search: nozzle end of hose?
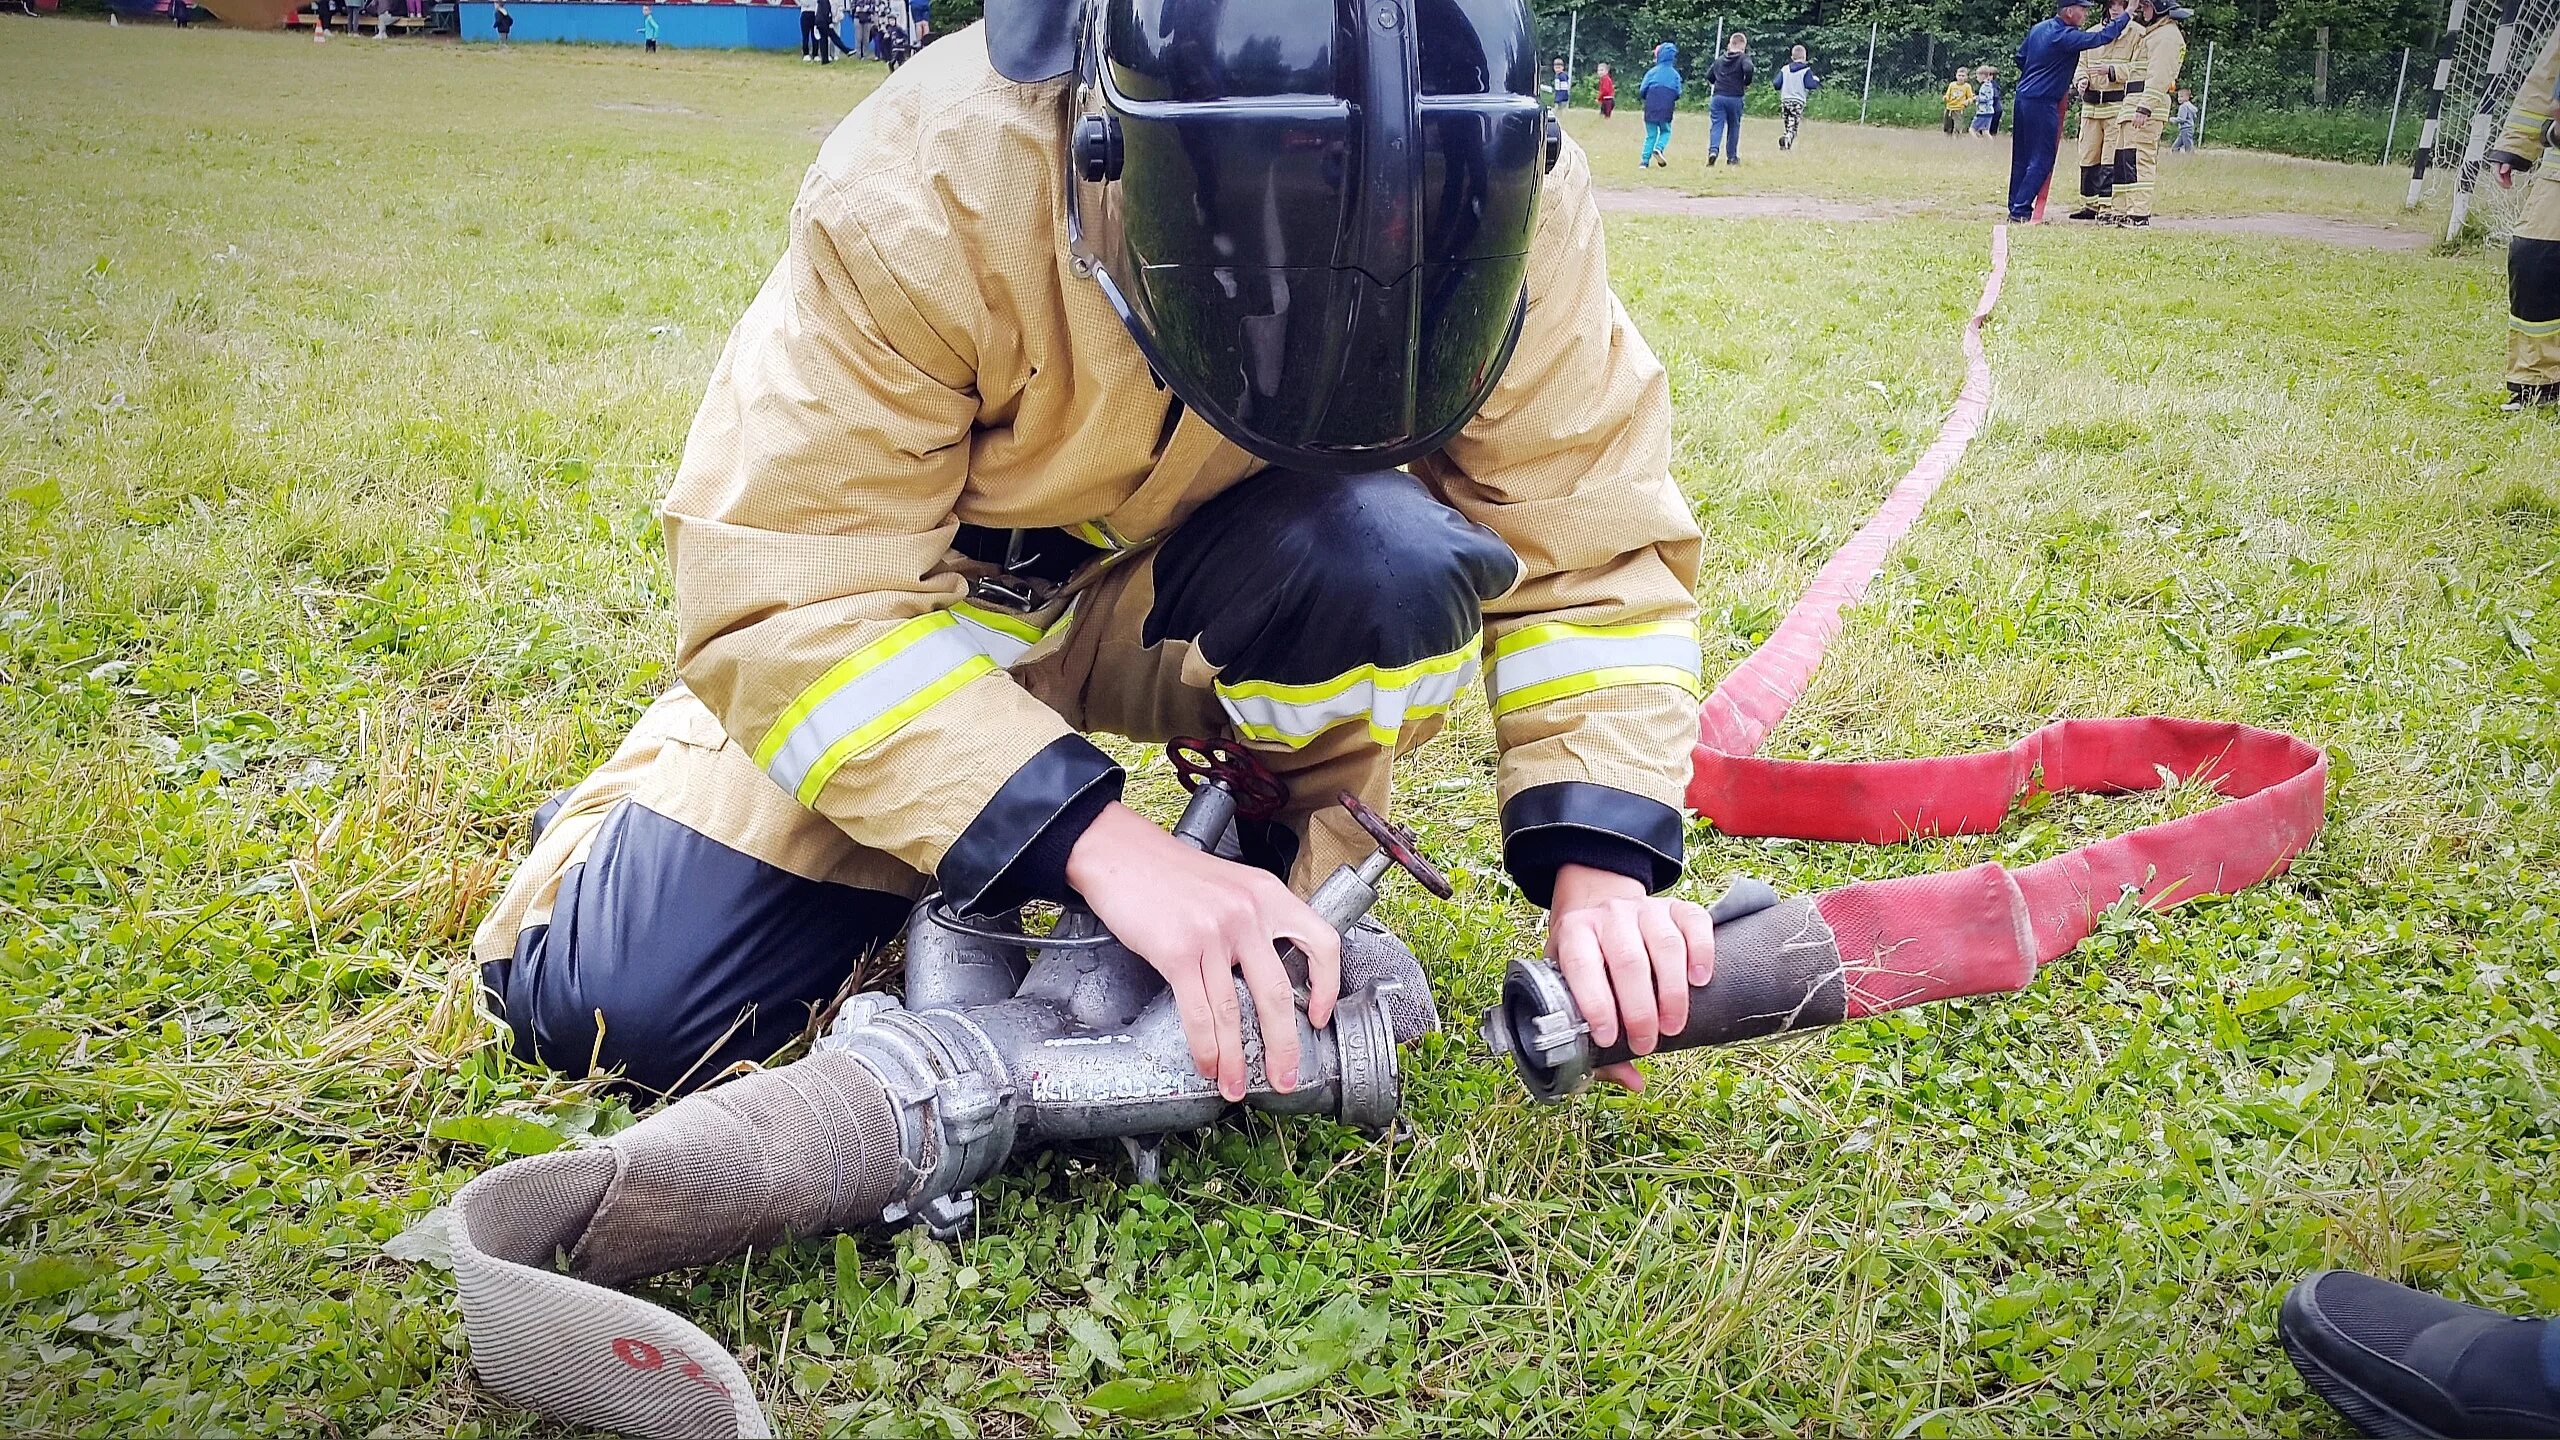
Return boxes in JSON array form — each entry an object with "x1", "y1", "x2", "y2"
[{"x1": 1481, "y1": 959, "x2": 1593, "y2": 1103}]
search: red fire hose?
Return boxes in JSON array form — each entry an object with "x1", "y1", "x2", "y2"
[{"x1": 1689, "y1": 224, "x2": 2327, "y2": 1015}]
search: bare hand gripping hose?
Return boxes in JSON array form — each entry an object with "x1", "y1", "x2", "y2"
[{"x1": 1483, "y1": 225, "x2": 2330, "y2": 1099}]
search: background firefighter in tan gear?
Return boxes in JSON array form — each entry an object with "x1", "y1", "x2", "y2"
[
  {"x1": 2102, "y1": 0, "x2": 2191, "y2": 225},
  {"x1": 2068, "y1": 0, "x2": 2140, "y2": 219},
  {"x1": 471, "y1": 3, "x2": 1723, "y2": 1102},
  {"x1": 2490, "y1": 26, "x2": 2560, "y2": 409}
]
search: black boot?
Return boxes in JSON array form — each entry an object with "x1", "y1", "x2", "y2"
[
  {"x1": 2506, "y1": 382, "x2": 2560, "y2": 411},
  {"x1": 2279, "y1": 1271, "x2": 2560, "y2": 1438},
  {"x1": 2068, "y1": 206, "x2": 2101, "y2": 220}
]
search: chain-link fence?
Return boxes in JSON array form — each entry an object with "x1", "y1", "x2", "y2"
[{"x1": 1538, "y1": 10, "x2": 2438, "y2": 165}]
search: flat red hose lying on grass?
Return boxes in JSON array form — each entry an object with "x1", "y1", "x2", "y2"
[{"x1": 1687, "y1": 225, "x2": 2327, "y2": 1014}]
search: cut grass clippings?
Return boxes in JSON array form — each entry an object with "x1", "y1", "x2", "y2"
[{"x1": 5, "y1": 21, "x2": 2560, "y2": 1438}]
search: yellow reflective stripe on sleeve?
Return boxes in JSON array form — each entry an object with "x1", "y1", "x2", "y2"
[
  {"x1": 1487, "y1": 620, "x2": 1703, "y2": 719},
  {"x1": 951, "y1": 597, "x2": 1079, "y2": 668},
  {"x1": 753, "y1": 612, "x2": 996, "y2": 805},
  {"x1": 1066, "y1": 518, "x2": 1149, "y2": 552},
  {"x1": 951, "y1": 599, "x2": 1045, "y2": 667},
  {"x1": 1493, "y1": 664, "x2": 1705, "y2": 717},
  {"x1": 1214, "y1": 640, "x2": 1479, "y2": 749}
]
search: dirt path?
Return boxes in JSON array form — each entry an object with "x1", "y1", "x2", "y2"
[{"x1": 1594, "y1": 186, "x2": 2427, "y2": 250}]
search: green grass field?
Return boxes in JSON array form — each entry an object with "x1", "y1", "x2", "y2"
[{"x1": 6, "y1": 22, "x2": 2560, "y2": 1437}]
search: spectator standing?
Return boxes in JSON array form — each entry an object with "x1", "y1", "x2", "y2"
[
  {"x1": 815, "y1": 0, "x2": 835, "y2": 62},
  {"x1": 1638, "y1": 42, "x2": 1682, "y2": 168},
  {"x1": 1943, "y1": 69, "x2": 1975, "y2": 135},
  {"x1": 491, "y1": 0, "x2": 510, "y2": 42},
  {"x1": 1972, "y1": 66, "x2": 1999, "y2": 136},
  {"x1": 1706, "y1": 31, "x2": 1753, "y2": 165},
  {"x1": 907, "y1": 0, "x2": 929, "y2": 46},
  {"x1": 1551, "y1": 57, "x2": 1571, "y2": 110},
  {"x1": 798, "y1": 0, "x2": 820, "y2": 61},
  {"x1": 1773, "y1": 44, "x2": 1819, "y2": 151},
  {"x1": 840, "y1": 0, "x2": 866, "y2": 61},
  {"x1": 2009, "y1": 0, "x2": 2134, "y2": 220},
  {"x1": 172, "y1": 0, "x2": 191, "y2": 26},
  {"x1": 639, "y1": 2, "x2": 658, "y2": 52},
  {"x1": 1595, "y1": 62, "x2": 1615, "y2": 118},
  {"x1": 2172, "y1": 88, "x2": 2199, "y2": 150}
]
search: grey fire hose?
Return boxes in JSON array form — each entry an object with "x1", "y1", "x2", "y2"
[
  {"x1": 442, "y1": 741, "x2": 1443, "y2": 1436},
  {"x1": 1477, "y1": 879, "x2": 1851, "y2": 1102}
]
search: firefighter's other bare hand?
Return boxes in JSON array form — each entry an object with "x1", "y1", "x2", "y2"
[
  {"x1": 2496, "y1": 161, "x2": 2515, "y2": 189},
  {"x1": 1065, "y1": 802, "x2": 1341, "y2": 1102},
  {"x1": 1547, "y1": 863, "x2": 1716, "y2": 1092}
]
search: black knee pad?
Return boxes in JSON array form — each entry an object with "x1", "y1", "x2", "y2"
[
  {"x1": 485, "y1": 802, "x2": 911, "y2": 1095},
  {"x1": 1146, "y1": 467, "x2": 1521, "y2": 686},
  {"x1": 2514, "y1": 237, "x2": 2560, "y2": 323},
  {"x1": 2113, "y1": 149, "x2": 2139, "y2": 186},
  {"x1": 2079, "y1": 163, "x2": 2103, "y2": 197}
]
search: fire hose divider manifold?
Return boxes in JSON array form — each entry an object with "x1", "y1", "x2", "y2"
[{"x1": 438, "y1": 738, "x2": 1446, "y2": 1437}]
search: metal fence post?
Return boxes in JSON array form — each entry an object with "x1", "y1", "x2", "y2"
[
  {"x1": 1565, "y1": 6, "x2": 1577, "y2": 87},
  {"x1": 1859, "y1": 20, "x2": 1877, "y2": 122},
  {"x1": 2195, "y1": 40, "x2": 2215, "y2": 144},
  {"x1": 2382, "y1": 44, "x2": 2411, "y2": 164}
]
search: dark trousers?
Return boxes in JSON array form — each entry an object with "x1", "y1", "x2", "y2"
[
  {"x1": 482, "y1": 467, "x2": 1515, "y2": 1095},
  {"x1": 1709, "y1": 94, "x2": 1745, "y2": 159},
  {"x1": 2008, "y1": 96, "x2": 2065, "y2": 220},
  {"x1": 814, "y1": 1, "x2": 833, "y2": 59},
  {"x1": 798, "y1": 8, "x2": 818, "y2": 57}
]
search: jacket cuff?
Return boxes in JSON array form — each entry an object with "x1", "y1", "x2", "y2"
[
  {"x1": 940, "y1": 734, "x2": 1124, "y2": 914},
  {"x1": 1500, "y1": 781, "x2": 1685, "y2": 909},
  {"x1": 2487, "y1": 147, "x2": 2539, "y2": 172}
]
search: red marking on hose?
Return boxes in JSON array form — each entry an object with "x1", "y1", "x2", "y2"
[
  {"x1": 1687, "y1": 225, "x2": 2327, "y2": 1014},
  {"x1": 610, "y1": 1336, "x2": 733, "y2": 1398}
]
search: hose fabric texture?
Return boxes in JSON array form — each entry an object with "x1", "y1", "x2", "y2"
[
  {"x1": 447, "y1": 1054, "x2": 905, "y2": 1437},
  {"x1": 1689, "y1": 224, "x2": 2326, "y2": 1008}
]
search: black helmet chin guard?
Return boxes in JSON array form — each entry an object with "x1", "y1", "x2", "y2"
[{"x1": 1004, "y1": 0, "x2": 1556, "y2": 473}]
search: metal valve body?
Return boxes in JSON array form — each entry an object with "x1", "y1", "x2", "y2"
[{"x1": 817, "y1": 744, "x2": 1432, "y2": 1236}]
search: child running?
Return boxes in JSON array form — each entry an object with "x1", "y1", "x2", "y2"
[
  {"x1": 1639, "y1": 43, "x2": 1683, "y2": 168},
  {"x1": 1943, "y1": 68, "x2": 1975, "y2": 135},
  {"x1": 1774, "y1": 45, "x2": 1820, "y2": 151}
]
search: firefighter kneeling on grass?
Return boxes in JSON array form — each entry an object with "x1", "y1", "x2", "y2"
[
  {"x1": 2491, "y1": 25, "x2": 2560, "y2": 410},
  {"x1": 470, "y1": 0, "x2": 1724, "y2": 1103}
]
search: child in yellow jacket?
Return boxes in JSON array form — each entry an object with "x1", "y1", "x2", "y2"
[{"x1": 1943, "y1": 70, "x2": 1976, "y2": 134}]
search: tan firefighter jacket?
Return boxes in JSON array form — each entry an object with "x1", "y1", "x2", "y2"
[
  {"x1": 2073, "y1": 18, "x2": 2144, "y2": 117},
  {"x1": 2123, "y1": 19, "x2": 2186, "y2": 121},
  {"x1": 656, "y1": 26, "x2": 1705, "y2": 912},
  {"x1": 2490, "y1": 27, "x2": 2559, "y2": 179}
]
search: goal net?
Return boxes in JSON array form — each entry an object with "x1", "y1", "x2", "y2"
[{"x1": 2411, "y1": 0, "x2": 2560, "y2": 240}]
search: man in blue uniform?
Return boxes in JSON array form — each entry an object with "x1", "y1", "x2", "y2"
[{"x1": 2008, "y1": 0, "x2": 2135, "y2": 221}]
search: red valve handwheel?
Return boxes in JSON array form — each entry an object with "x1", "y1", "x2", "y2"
[
  {"x1": 1337, "y1": 791, "x2": 1454, "y2": 899},
  {"x1": 1168, "y1": 736, "x2": 1289, "y2": 821}
]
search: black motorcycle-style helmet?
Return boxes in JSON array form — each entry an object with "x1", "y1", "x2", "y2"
[{"x1": 988, "y1": 0, "x2": 1560, "y2": 472}]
